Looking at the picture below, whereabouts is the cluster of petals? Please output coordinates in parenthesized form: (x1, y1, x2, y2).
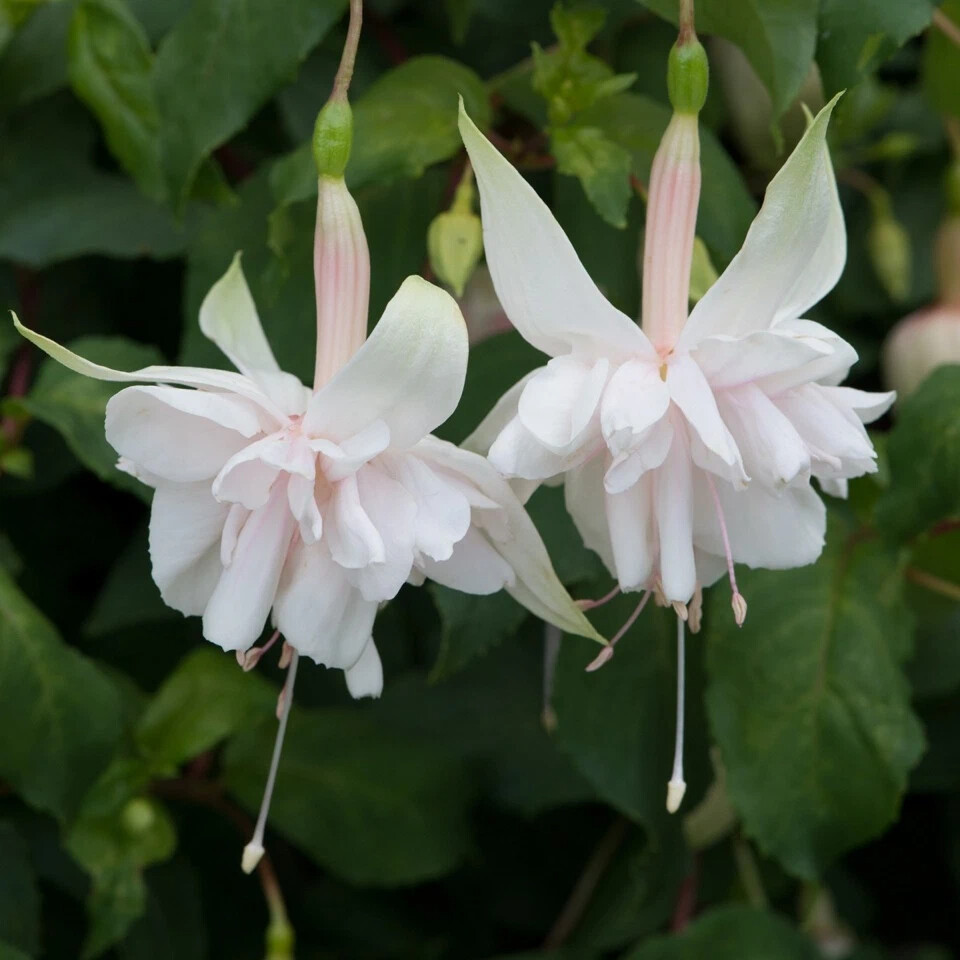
(15, 257, 600, 697)
(459, 97, 894, 606)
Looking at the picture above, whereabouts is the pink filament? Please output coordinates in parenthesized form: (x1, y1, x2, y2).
(577, 584, 621, 610)
(705, 472, 741, 600)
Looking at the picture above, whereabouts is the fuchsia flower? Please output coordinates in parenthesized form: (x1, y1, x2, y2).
(459, 31, 893, 810)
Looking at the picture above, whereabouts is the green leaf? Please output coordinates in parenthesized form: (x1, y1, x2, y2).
(0, 822, 40, 956)
(622, 905, 819, 960)
(817, 0, 934, 95)
(223, 707, 474, 885)
(578, 92, 756, 266)
(705, 511, 925, 879)
(552, 125, 633, 228)
(0, 0, 67, 112)
(119, 858, 206, 960)
(0, 566, 122, 821)
(875, 366, 960, 543)
(68, 0, 165, 200)
(135, 648, 275, 774)
(641, 0, 818, 117)
(552, 597, 711, 831)
(152, 0, 346, 204)
(23, 336, 164, 501)
(924, 0, 960, 118)
(68, 791, 176, 959)
(429, 585, 528, 682)
(0, 98, 184, 266)
(269, 55, 491, 215)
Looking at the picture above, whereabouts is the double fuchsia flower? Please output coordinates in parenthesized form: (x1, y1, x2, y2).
(460, 23, 893, 810)
(12, 39, 605, 867)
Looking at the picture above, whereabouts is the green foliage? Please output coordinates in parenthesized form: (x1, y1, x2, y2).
(706, 511, 924, 878)
(23, 336, 163, 500)
(223, 707, 474, 886)
(0, 1, 955, 955)
(875, 366, 960, 542)
(623, 905, 819, 959)
(0, 566, 122, 822)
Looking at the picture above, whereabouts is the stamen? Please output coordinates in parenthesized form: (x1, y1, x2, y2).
(687, 584, 703, 634)
(704, 472, 747, 626)
(242, 651, 300, 874)
(666, 613, 687, 813)
(575, 584, 621, 610)
(235, 629, 282, 672)
(585, 589, 652, 671)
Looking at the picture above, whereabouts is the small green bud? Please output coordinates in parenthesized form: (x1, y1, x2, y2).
(427, 178, 484, 297)
(122, 797, 156, 836)
(688, 236, 719, 303)
(667, 38, 709, 114)
(312, 98, 353, 179)
(868, 206, 912, 304)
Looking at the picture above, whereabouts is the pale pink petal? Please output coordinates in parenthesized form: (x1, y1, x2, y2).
(691, 331, 830, 389)
(420, 526, 514, 594)
(274, 539, 376, 669)
(600, 358, 671, 457)
(202, 482, 296, 651)
(310, 419, 391, 482)
(656, 433, 696, 602)
(488, 415, 592, 481)
(149, 481, 230, 616)
(106, 386, 263, 482)
(325, 472, 386, 569)
(606, 471, 655, 590)
(603, 418, 674, 494)
(565, 455, 616, 579)
(344, 639, 383, 699)
(286, 473, 323, 544)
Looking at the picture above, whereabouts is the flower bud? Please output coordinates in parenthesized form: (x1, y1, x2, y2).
(427, 176, 483, 297)
(882, 303, 960, 399)
(313, 99, 353, 179)
(667, 37, 709, 114)
(868, 197, 911, 303)
(122, 797, 156, 835)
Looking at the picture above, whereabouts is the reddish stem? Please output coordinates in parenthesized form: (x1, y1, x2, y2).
(670, 857, 700, 932)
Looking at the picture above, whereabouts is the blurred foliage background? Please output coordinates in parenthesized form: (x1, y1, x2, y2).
(1, 0, 960, 958)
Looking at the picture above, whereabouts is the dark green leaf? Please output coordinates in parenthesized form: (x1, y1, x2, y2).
(0, 566, 122, 821)
(152, 0, 346, 204)
(875, 366, 960, 542)
(68, 0, 164, 200)
(924, 0, 960, 118)
(706, 512, 925, 879)
(641, 0, 818, 117)
(552, 125, 633, 228)
(817, 0, 934, 95)
(0, 99, 184, 265)
(0, 942, 32, 960)
(622, 904, 819, 960)
(0, 0, 71, 115)
(223, 706, 474, 885)
(23, 336, 164, 501)
(0, 822, 40, 955)
(135, 647, 275, 773)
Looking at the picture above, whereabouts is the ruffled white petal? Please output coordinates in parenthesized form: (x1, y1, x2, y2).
(325, 472, 386, 569)
(202, 482, 296, 651)
(603, 418, 674, 494)
(656, 432, 697, 602)
(565, 455, 616, 577)
(692, 330, 831, 390)
(679, 95, 845, 347)
(606, 471, 656, 591)
(462, 371, 536, 455)
(106, 386, 263, 482)
(274, 538, 377, 669)
(149, 481, 230, 616)
(310, 420, 390, 482)
(420, 526, 514, 594)
(488, 414, 595, 481)
(518, 356, 609, 452)
(304, 275, 467, 449)
(344, 639, 384, 699)
(600, 358, 671, 457)
(458, 103, 651, 362)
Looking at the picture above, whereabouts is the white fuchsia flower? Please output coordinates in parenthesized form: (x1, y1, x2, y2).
(459, 23, 893, 810)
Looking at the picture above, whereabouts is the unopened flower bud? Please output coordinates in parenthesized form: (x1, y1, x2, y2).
(313, 99, 353, 179)
(868, 194, 911, 303)
(667, 37, 708, 115)
(428, 175, 484, 297)
(121, 797, 156, 836)
(882, 303, 960, 399)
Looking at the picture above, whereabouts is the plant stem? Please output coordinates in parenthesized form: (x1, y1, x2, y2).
(732, 832, 768, 909)
(543, 816, 630, 948)
(906, 567, 960, 603)
(933, 7, 960, 48)
(332, 0, 363, 101)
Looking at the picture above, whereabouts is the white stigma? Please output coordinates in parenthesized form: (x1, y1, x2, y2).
(241, 649, 300, 874)
(666, 613, 687, 814)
